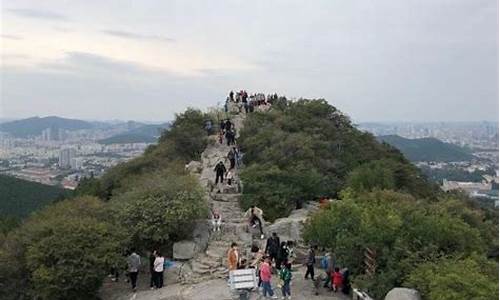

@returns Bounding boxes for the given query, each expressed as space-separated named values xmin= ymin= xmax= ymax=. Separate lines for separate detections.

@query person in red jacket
xmin=332 ymin=267 xmax=343 ymax=292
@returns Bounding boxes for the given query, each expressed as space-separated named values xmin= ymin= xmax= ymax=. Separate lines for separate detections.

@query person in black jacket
xmin=214 ymin=161 xmax=226 ymax=185
xmin=276 ymin=241 xmax=289 ymax=270
xmin=265 ymin=232 xmax=280 ymax=265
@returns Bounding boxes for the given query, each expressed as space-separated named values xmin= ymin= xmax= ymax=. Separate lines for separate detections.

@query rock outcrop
xmin=385 ymin=288 xmax=422 ymax=300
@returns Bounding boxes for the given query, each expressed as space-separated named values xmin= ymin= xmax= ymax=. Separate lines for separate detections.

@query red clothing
xmin=259 ymin=262 xmax=272 ymax=282
xmin=332 ymin=271 xmax=343 ymax=286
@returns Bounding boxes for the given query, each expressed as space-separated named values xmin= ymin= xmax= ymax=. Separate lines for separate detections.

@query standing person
xmin=211 ymin=207 xmax=222 ymax=232
xmin=279 ymin=262 xmax=293 ymax=300
xmin=153 ymin=251 xmax=165 ymax=289
xmin=260 ymin=256 xmax=278 ymax=299
xmin=265 ymin=233 xmax=280 ymax=267
xmin=127 ymin=248 xmax=141 ymax=292
xmin=341 ymin=268 xmax=351 ymax=294
xmin=234 ymin=147 xmax=242 ymax=167
xmin=226 ymin=170 xmax=234 ymax=186
xmin=304 ymin=245 xmax=317 ymax=280
xmin=227 ymin=148 xmax=236 ymax=169
xmin=332 ymin=267 xmax=343 ymax=292
xmin=229 ymin=90 xmax=234 ymax=102
xmin=204 ymin=119 xmax=213 ymax=136
xmin=227 ymin=242 xmax=239 ymax=271
xmin=214 ymin=161 xmax=226 ymax=185
xmin=244 ymin=205 xmax=265 ymax=239
xmin=321 ymin=252 xmax=335 ymax=289
xmin=149 ymin=250 xmax=157 ymax=289
xmin=225 ymin=119 xmax=232 ymax=131
xmin=276 ymin=241 xmax=289 ymax=270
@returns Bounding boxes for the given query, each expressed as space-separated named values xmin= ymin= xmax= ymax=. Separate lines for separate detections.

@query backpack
xmin=320 ymin=256 xmax=329 ymax=270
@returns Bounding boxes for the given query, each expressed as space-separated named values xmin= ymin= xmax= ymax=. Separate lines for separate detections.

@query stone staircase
xmin=186 ymin=108 xmax=264 ymax=284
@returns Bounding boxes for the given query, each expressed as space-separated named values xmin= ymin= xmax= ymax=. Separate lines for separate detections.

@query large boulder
xmin=385 ymin=288 xmax=421 ymax=300
xmin=186 ymin=161 xmax=203 ymax=174
xmin=266 ymin=204 xmax=318 ymax=242
xmin=173 ymin=241 xmax=197 ymax=260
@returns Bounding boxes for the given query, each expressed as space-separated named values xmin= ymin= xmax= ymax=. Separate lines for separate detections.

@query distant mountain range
xmin=0 ymin=116 xmax=93 ymax=137
xmin=0 ymin=116 xmax=169 ymax=143
xmin=378 ymin=135 xmax=474 ymax=162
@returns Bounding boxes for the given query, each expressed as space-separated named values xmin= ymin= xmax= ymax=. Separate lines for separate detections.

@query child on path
xmin=279 ymin=262 xmax=292 ymax=299
xmin=260 ymin=256 xmax=278 ymax=299
xmin=332 ymin=267 xmax=343 ymax=292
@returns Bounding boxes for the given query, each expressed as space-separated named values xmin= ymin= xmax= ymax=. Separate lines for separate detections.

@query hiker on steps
xmin=227 ymin=147 xmax=237 ymax=169
xmin=214 ymin=161 xmax=226 ymax=192
xmin=265 ymin=232 xmax=280 ymax=268
xmin=304 ymin=245 xmax=318 ymax=281
xmin=244 ymin=205 xmax=265 ymax=239
xmin=211 ymin=207 xmax=222 ymax=232
xmin=227 ymin=242 xmax=240 ymax=271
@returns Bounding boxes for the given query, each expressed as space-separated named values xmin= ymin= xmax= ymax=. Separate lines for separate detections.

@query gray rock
xmin=173 ymin=241 xmax=197 ymax=260
xmin=385 ymin=288 xmax=421 ymax=300
xmin=186 ymin=161 xmax=203 ymax=174
xmin=192 ymin=220 xmax=210 ymax=253
xmin=266 ymin=208 xmax=310 ymax=242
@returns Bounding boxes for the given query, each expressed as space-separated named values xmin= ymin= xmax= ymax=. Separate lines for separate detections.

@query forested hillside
xmin=0 ymin=99 xmax=496 ymax=300
xmin=378 ymin=135 xmax=474 ymax=162
xmin=238 ymin=99 xmax=498 ymax=299
xmin=0 ymin=108 xmax=212 ymax=300
xmin=0 ymin=175 xmax=69 ymax=217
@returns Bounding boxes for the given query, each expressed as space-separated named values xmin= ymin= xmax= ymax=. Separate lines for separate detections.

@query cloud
xmin=101 ymin=30 xmax=174 ymax=42
xmin=8 ymin=8 xmax=68 ymax=21
xmin=0 ymin=34 xmax=23 ymax=40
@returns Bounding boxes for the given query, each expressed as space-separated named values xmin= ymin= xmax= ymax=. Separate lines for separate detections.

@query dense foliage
xmin=110 ymin=172 xmax=207 ymax=250
xmin=303 ymin=188 xmax=498 ymax=299
xmin=0 ymin=108 xmax=212 ymax=299
xmin=0 ymin=197 xmax=128 ymax=300
xmin=0 ymin=174 xmax=70 ymax=218
xmin=238 ymin=99 xmax=432 ymax=220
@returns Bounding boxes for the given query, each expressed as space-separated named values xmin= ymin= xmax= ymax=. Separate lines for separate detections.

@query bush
xmin=405 ymin=255 xmax=498 ymax=300
xmin=2 ymin=197 xmax=128 ymax=300
xmin=111 ymin=173 xmax=207 ymax=251
xmin=303 ymin=190 xmax=497 ymax=298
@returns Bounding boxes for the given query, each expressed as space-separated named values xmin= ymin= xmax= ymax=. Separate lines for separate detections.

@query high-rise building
xmin=41 ymin=128 xmax=52 ymax=141
xmin=70 ymin=157 xmax=82 ymax=170
xmin=59 ymin=148 xmax=75 ymax=168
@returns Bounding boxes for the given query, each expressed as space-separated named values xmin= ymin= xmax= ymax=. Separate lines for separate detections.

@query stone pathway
xmin=100 ymin=104 xmax=349 ymax=300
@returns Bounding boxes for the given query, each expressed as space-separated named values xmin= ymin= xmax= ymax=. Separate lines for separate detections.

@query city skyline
xmin=1 ymin=0 xmax=499 ymax=122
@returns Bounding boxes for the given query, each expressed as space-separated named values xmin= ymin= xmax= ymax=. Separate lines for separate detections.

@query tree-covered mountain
xmin=0 ymin=175 xmax=70 ymax=218
xmin=0 ymin=116 xmax=93 ymax=137
xmin=98 ymin=123 xmax=169 ymax=144
xmin=378 ymin=135 xmax=474 ymax=162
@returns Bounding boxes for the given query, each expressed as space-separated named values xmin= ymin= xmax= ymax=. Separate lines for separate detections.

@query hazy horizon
xmin=1 ymin=0 xmax=498 ymax=123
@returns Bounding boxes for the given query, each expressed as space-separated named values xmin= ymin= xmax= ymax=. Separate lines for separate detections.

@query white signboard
xmin=229 ymin=269 xmax=258 ymax=290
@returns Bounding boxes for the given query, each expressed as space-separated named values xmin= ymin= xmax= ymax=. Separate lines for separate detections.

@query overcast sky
xmin=1 ymin=0 xmax=498 ymax=122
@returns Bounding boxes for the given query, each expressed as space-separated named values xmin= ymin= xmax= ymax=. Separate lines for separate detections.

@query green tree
xmin=3 ymin=197 xmax=128 ymax=300
xmin=111 ymin=172 xmax=207 ymax=250
xmin=405 ymin=255 xmax=498 ymax=300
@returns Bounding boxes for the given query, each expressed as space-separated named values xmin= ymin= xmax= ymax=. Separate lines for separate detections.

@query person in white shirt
xmin=153 ymin=251 xmax=165 ymax=288
xmin=211 ymin=208 xmax=222 ymax=232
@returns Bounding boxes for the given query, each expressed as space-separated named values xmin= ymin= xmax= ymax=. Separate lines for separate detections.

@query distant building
xmin=70 ymin=157 xmax=82 ymax=170
xmin=41 ymin=127 xmax=52 ymax=141
xmin=442 ymin=179 xmax=492 ymax=197
xmin=59 ymin=148 xmax=75 ymax=168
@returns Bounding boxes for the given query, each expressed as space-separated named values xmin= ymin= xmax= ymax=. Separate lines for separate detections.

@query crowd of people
xmin=225 ymin=90 xmax=280 ymax=114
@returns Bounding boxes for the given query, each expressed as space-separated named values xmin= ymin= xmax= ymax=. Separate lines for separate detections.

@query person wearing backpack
xmin=227 ymin=148 xmax=236 ymax=170
xmin=279 ymin=262 xmax=293 ymax=299
xmin=321 ymin=252 xmax=335 ymax=289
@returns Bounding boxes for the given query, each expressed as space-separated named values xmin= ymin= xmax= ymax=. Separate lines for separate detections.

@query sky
xmin=1 ymin=0 xmax=498 ymax=123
